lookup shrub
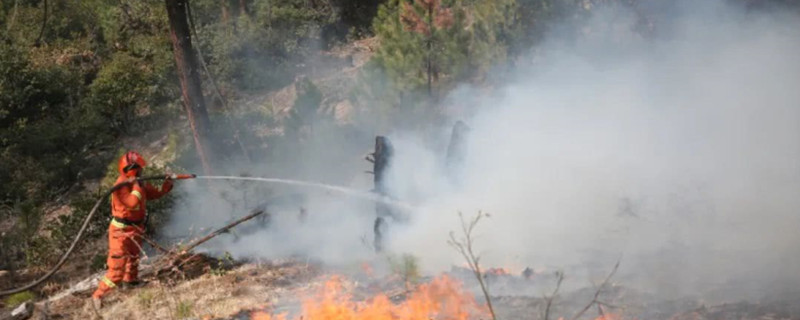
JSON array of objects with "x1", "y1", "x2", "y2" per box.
[
  {"x1": 388, "y1": 253, "x2": 421, "y2": 285},
  {"x1": 175, "y1": 300, "x2": 194, "y2": 319},
  {"x1": 84, "y1": 52, "x2": 175, "y2": 135},
  {"x1": 3, "y1": 291, "x2": 35, "y2": 309}
]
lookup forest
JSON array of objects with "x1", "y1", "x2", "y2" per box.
[{"x1": 2, "y1": 0, "x2": 800, "y2": 319}]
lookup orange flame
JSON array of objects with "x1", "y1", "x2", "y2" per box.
[
  {"x1": 559, "y1": 313, "x2": 622, "y2": 320},
  {"x1": 255, "y1": 275, "x2": 486, "y2": 319},
  {"x1": 484, "y1": 268, "x2": 511, "y2": 276},
  {"x1": 360, "y1": 262, "x2": 375, "y2": 278},
  {"x1": 250, "y1": 310, "x2": 287, "y2": 320}
]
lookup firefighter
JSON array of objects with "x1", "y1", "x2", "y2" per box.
[{"x1": 92, "y1": 151, "x2": 173, "y2": 309}]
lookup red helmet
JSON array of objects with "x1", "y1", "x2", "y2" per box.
[{"x1": 118, "y1": 151, "x2": 146, "y2": 177}]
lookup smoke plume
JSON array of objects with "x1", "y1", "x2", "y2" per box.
[{"x1": 166, "y1": 0, "x2": 800, "y2": 302}]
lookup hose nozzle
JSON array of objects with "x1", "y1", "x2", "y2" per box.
[{"x1": 169, "y1": 173, "x2": 197, "y2": 180}]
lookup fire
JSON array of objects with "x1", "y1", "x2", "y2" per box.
[
  {"x1": 250, "y1": 310, "x2": 286, "y2": 320},
  {"x1": 484, "y1": 267, "x2": 511, "y2": 276},
  {"x1": 254, "y1": 275, "x2": 486, "y2": 319},
  {"x1": 360, "y1": 262, "x2": 375, "y2": 278},
  {"x1": 557, "y1": 315, "x2": 621, "y2": 320}
]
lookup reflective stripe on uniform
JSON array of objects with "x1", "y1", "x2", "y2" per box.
[
  {"x1": 110, "y1": 219, "x2": 127, "y2": 229},
  {"x1": 131, "y1": 190, "x2": 142, "y2": 200},
  {"x1": 101, "y1": 276, "x2": 117, "y2": 288}
]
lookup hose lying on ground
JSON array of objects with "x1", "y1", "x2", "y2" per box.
[{"x1": 0, "y1": 174, "x2": 195, "y2": 297}]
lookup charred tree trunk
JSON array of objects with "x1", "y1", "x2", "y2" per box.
[
  {"x1": 372, "y1": 136, "x2": 394, "y2": 252},
  {"x1": 165, "y1": 0, "x2": 214, "y2": 175},
  {"x1": 445, "y1": 121, "x2": 470, "y2": 184}
]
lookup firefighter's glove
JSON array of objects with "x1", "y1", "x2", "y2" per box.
[{"x1": 162, "y1": 176, "x2": 174, "y2": 193}]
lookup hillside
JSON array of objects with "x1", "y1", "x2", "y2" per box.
[{"x1": 3, "y1": 1, "x2": 800, "y2": 320}]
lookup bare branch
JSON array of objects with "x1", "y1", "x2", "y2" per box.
[
  {"x1": 596, "y1": 301, "x2": 624, "y2": 310},
  {"x1": 447, "y1": 211, "x2": 496, "y2": 320},
  {"x1": 179, "y1": 207, "x2": 267, "y2": 254},
  {"x1": 569, "y1": 259, "x2": 621, "y2": 320},
  {"x1": 141, "y1": 235, "x2": 174, "y2": 255}
]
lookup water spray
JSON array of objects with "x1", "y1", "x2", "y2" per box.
[
  {"x1": 0, "y1": 174, "x2": 416, "y2": 296},
  {"x1": 193, "y1": 175, "x2": 416, "y2": 211}
]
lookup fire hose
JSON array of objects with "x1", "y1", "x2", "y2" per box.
[{"x1": 0, "y1": 173, "x2": 196, "y2": 297}]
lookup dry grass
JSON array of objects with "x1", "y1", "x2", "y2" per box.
[{"x1": 45, "y1": 261, "x2": 314, "y2": 320}]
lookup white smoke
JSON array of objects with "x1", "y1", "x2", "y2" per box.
[
  {"x1": 387, "y1": 1, "x2": 800, "y2": 301},
  {"x1": 163, "y1": 0, "x2": 800, "y2": 302}
]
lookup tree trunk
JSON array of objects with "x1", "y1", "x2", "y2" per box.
[
  {"x1": 165, "y1": 0, "x2": 214, "y2": 175},
  {"x1": 238, "y1": 0, "x2": 248, "y2": 16},
  {"x1": 426, "y1": 3, "x2": 433, "y2": 98},
  {"x1": 33, "y1": 0, "x2": 47, "y2": 47},
  {"x1": 372, "y1": 136, "x2": 394, "y2": 252},
  {"x1": 221, "y1": 0, "x2": 230, "y2": 24}
]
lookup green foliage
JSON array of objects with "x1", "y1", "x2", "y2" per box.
[
  {"x1": 373, "y1": 0, "x2": 513, "y2": 91},
  {"x1": 331, "y1": 0, "x2": 386, "y2": 36},
  {"x1": 3, "y1": 291, "x2": 35, "y2": 309},
  {"x1": 192, "y1": 0, "x2": 339, "y2": 92},
  {"x1": 503, "y1": 0, "x2": 586, "y2": 59},
  {"x1": 85, "y1": 52, "x2": 168, "y2": 133},
  {"x1": 47, "y1": 192, "x2": 110, "y2": 254},
  {"x1": 285, "y1": 77, "x2": 322, "y2": 137},
  {"x1": 137, "y1": 289, "x2": 156, "y2": 309},
  {"x1": 91, "y1": 253, "x2": 106, "y2": 271},
  {"x1": 1, "y1": 0, "x2": 115, "y2": 47},
  {"x1": 175, "y1": 300, "x2": 194, "y2": 319},
  {"x1": 0, "y1": 42, "x2": 100, "y2": 201},
  {"x1": 388, "y1": 253, "x2": 421, "y2": 285},
  {"x1": 210, "y1": 251, "x2": 235, "y2": 276},
  {"x1": 361, "y1": 0, "x2": 518, "y2": 126}
]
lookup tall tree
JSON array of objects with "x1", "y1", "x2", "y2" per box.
[
  {"x1": 399, "y1": 0, "x2": 454, "y2": 98},
  {"x1": 221, "y1": 0, "x2": 230, "y2": 24},
  {"x1": 237, "y1": 0, "x2": 248, "y2": 17},
  {"x1": 165, "y1": 0, "x2": 214, "y2": 174}
]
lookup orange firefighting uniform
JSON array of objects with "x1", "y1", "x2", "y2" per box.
[{"x1": 92, "y1": 175, "x2": 172, "y2": 299}]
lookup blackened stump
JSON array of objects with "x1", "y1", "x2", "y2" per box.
[{"x1": 372, "y1": 136, "x2": 394, "y2": 252}]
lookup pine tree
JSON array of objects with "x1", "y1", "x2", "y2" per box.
[
  {"x1": 399, "y1": 0, "x2": 455, "y2": 97},
  {"x1": 372, "y1": 0, "x2": 470, "y2": 101},
  {"x1": 370, "y1": 0, "x2": 528, "y2": 100}
]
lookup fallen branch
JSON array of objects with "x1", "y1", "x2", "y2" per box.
[
  {"x1": 179, "y1": 207, "x2": 267, "y2": 254},
  {"x1": 569, "y1": 259, "x2": 621, "y2": 320},
  {"x1": 448, "y1": 211, "x2": 496, "y2": 320},
  {"x1": 141, "y1": 235, "x2": 174, "y2": 255}
]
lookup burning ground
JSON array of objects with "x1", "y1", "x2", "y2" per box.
[
  {"x1": 4, "y1": 1, "x2": 800, "y2": 319},
  {"x1": 30, "y1": 256, "x2": 800, "y2": 320}
]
